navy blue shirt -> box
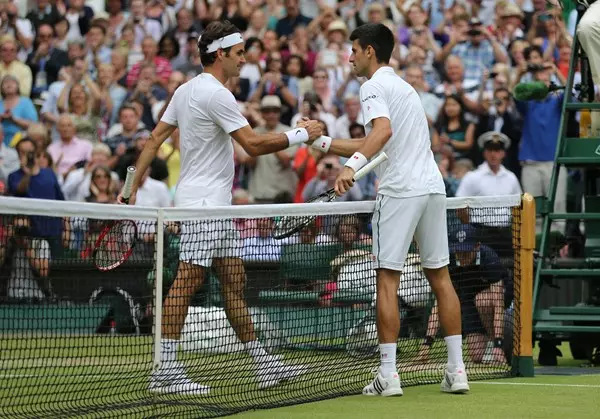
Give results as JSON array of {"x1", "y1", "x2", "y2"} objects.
[
  {"x1": 8, "y1": 168, "x2": 65, "y2": 238},
  {"x1": 515, "y1": 92, "x2": 563, "y2": 162}
]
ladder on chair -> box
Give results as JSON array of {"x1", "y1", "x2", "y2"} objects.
[{"x1": 532, "y1": 1, "x2": 600, "y2": 365}]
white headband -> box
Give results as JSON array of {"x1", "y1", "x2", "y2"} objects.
[{"x1": 202, "y1": 32, "x2": 244, "y2": 54}]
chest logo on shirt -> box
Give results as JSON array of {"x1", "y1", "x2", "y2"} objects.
[{"x1": 362, "y1": 95, "x2": 377, "y2": 102}]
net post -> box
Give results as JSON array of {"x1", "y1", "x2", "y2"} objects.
[
  {"x1": 153, "y1": 208, "x2": 165, "y2": 372},
  {"x1": 512, "y1": 193, "x2": 535, "y2": 377}
]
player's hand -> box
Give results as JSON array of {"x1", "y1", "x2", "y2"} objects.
[
  {"x1": 298, "y1": 119, "x2": 322, "y2": 142},
  {"x1": 334, "y1": 166, "x2": 355, "y2": 196},
  {"x1": 117, "y1": 191, "x2": 136, "y2": 205}
]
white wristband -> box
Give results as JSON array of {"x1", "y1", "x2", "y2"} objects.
[
  {"x1": 311, "y1": 136, "x2": 332, "y2": 153},
  {"x1": 345, "y1": 152, "x2": 368, "y2": 173},
  {"x1": 285, "y1": 128, "x2": 309, "y2": 146}
]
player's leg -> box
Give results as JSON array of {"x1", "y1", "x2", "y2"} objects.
[
  {"x1": 363, "y1": 195, "x2": 425, "y2": 397},
  {"x1": 415, "y1": 194, "x2": 469, "y2": 394},
  {"x1": 149, "y1": 221, "x2": 215, "y2": 395},
  {"x1": 213, "y1": 222, "x2": 309, "y2": 389}
]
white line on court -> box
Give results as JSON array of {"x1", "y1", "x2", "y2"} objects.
[{"x1": 473, "y1": 381, "x2": 600, "y2": 388}]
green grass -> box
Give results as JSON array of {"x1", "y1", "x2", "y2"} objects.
[
  {"x1": 233, "y1": 375, "x2": 600, "y2": 419},
  {"x1": 0, "y1": 333, "x2": 513, "y2": 418}
]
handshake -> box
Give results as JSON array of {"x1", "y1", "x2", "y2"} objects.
[{"x1": 295, "y1": 118, "x2": 324, "y2": 145}]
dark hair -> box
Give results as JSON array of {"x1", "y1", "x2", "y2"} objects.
[
  {"x1": 245, "y1": 37, "x2": 263, "y2": 52},
  {"x1": 17, "y1": 138, "x2": 37, "y2": 154},
  {"x1": 159, "y1": 33, "x2": 180, "y2": 58},
  {"x1": 285, "y1": 54, "x2": 306, "y2": 77},
  {"x1": 89, "y1": 22, "x2": 107, "y2": 36},
  {"x1": 524, "y1": 45, "x2": 543, "y2": 61},
  {"x1": 349, "y1": 23, "x2": 394, "y2": 64},
  {"x1": 119, "y1": 103, "x2": 138, "y2": 117},
  {"x1": 197, "y1": 20, "x2": 241, "y2": 67}
]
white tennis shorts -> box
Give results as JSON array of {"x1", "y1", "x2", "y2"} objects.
[
  {"x1": 371, "y1": 193, "x2": 449, "y2": 271},
  {"x1": 179, "y1": 220, "x2": 242, "y2": 267}
]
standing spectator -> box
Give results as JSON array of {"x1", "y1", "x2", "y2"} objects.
[
  {"x1": 403, "y1": 64, "x2": 444, "y2": 128},
  {"x1": 85, "y1": 23, "x2": 112, "y2": 79},
  {"x1": 8, "y1": 138, "x2": 65, "y2": 258},
  {"x1": 105, "y1": 104, "x2": 145, "y2": 166},
  {"x1": 175, "y1": 34, "x2": 204, "y2": 79},
  {"x1": 128, "y1": 0, "x2": 163, "y2": 46},
  {"x1": 166, "y1": 8, "x2": 202, "y2": 67},
  {"x1": 515, "y1": 63, "x2": 567, "y2": 233},
  {"x1": 126, "y1": 64, "x2": 168, "y2": 129},
  {"x1": 0, "y1": 75, "x2": 38, "y2": 146},
  {"x1": 97, "y1": 63, "x2": 128, "y2": 127},
  {"x1": 334, "y1": 95, "x2": 363, "y2": 139},
  {"x1": 0, "y1": 38, "x2": 33, "y2": 97},
  {"x1": 47, "y1": 114, "x2": 93, "y2": 178},
  {"x1": 63, "y1": 0, "x2": 95, "y2": 42}
]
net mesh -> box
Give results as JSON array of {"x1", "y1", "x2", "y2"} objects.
[{"x1": 0, "y1": 195, "x2": 524, "y2": 418}]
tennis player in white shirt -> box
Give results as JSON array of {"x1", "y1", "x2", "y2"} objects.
[
  {"x1": 307, "y1": 23, "x2": 470, "y2": 396},
  {"x1": 118, "y1": 20, "x2": 322, "y2": 396}
]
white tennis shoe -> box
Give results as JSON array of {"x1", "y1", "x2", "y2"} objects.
[
  {"x1": 363, "y1": 368, "x2": 403, "y2": 397},
  {"x1": 256, "y1": 355, "x2": 310, "y2": 389},
  {"x1": 149, "y1": 360, "x2": 210, "y2": 396},
  {"x1": 441, "y1": 368, "x2": 470, "y2": 394}
]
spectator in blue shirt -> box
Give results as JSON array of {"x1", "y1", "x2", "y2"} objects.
[
  {"x1": 514, "y1": 63, "x2": 567, "y2": 233},
  {"x1": 8, "y1": 137, "x2": 65, "y2": 258}
]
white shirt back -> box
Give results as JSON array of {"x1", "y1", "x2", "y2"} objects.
[
  {"x1": 161, "y1": 73, "x2": 249, "y2": 207},
  {"x1": 360, "y1": 67, "x2": 445, "y2": 198}
]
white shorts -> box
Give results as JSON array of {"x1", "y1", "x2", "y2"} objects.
[
  {"x1": 179, "y1": 220, "x2": 242, "y2": 267},
  {"x1": 371, "y1": 194, "x2": 449, "y2": 271}
]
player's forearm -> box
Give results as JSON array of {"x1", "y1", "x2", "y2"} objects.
[
  {"x1": 248, "y1": 132, "x2": 290, "y2": 156},
  {"x1": 328, "y1": 138, "x2": 365, "y2": 158},
  {"x1": 132, "y1": 141, "x2": 160, "y2": 192},
  {"x1": 356, "y1": 125, "x2": 392, "y2": 159}
]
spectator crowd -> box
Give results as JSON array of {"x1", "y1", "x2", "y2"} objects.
[{"x1": 0, "y1": 0, "x2": 588, "y2": 297}]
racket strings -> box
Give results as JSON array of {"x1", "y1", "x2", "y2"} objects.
[{"x1": 95, "y1": 222, "x2": 136, "y2": 269}]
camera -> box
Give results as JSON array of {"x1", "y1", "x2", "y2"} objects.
[
  {"x1": 324, "y1": 163, "x2": 333, "y2": 170},
  {"x1": 538, "y1": 14, "x2": 551, "y2": 22},
  {"x1": 26, "y1": 151, "x2": 35, "y2": 168},
  {"x1": 467, "y1": 29, "x2": 481, "y2": 37},
  {"x1": 14, "y1": 225, "x2": 30, "y2": 236},
  {"x1": 489, "y1": 72, "x2": 498, "y2": 79},
  {"x1": 527, "y1": 63, "x2": 545, "y2": 73}
]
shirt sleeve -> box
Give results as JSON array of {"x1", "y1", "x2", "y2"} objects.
[
  {"x1": 359, "y1": 82, "x2": 390, "y2": 127},
  {"x1": 160, "y1": 90, "x2": 178, "y2": 127},
  {"x1": 208, "y1": 89, "x2": 250, "y2": 134}
]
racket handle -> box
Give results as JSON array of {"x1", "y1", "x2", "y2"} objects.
[
  {"x1": 353, "y1": 152, "x2": 388, "y2": 181},
  {"x1": 122, "y1": 166, "x2": 137, "y2": 204}
]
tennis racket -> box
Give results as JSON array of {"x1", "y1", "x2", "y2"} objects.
[
  {"x1": 93, "y1": 166, "x2": 138, "y2": 271},
  {"x1": 273, "y1": 152, "x2": 388, "y2": 240}
]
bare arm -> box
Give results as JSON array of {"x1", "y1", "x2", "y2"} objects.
[
  {"x1": 230, "y1": 123, "x2": 321, "y2": 157},
  {"x1": 326, "y1": 117, "x2": 392, "y2": 158},
  {"x1": 126, "y1": 122, "x2": 177, "y2": 200}
]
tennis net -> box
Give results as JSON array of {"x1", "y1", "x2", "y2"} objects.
[{"x1": 0, "y1": 194, "x2": 534, "y2": 418}]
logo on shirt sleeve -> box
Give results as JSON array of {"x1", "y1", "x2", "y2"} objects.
[{"x1": 361, "y1": 95, "x2": 377, "y2": 102}]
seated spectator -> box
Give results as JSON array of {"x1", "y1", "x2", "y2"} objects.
[
  {"x1": 0, "y1": 75, "x2": 38, "y2": 146},
  {"x1": 26, "y1": 23, "x2": 70, "y2": 98},
  {"x1": 0, "y1": 38, "x2": 32, "y2": 97},
  {"x1": 125, "y1": 63, "x2": 168, "y2": 129},
  {"x1": 8, "y1": 138, "x2": 65, "y2": 258},
  {"x1": 302, "y1": 154, "x2": 363, "y2": 203},
  {"x1": 4, "y1": 216, "x2": 54, "y2": 302},
  {"x1": 152, "y1": 71, "x2": 185, "y2": 125},
  {"x1": 242, "y1": 217, "x2": 282, "y2": 262},
  {"x1": 105, "y1": 104, "x2": 146, "y2": 167},
  {"x1": 126, "y1": 36, "x2": 172, "y2": 90},
  {"x1": 62, "y1": 143, "x2": 119, "y2": 202},
  {"x1": 134, "y1": 167, "x2": 172, "y2": 207},
  {"x1": 292, "y1": 141, "x2": 325, "y2": 203},
  {"x1": 114, "y1": 129, "x2": 168, "y2": 183},
  {"x1": 232, "y1": 188, "x2": 258, "y2": 239},
  {"x1": 47, "y1": 114, "x2": 93, "y2": 178},
  {"x1": 431, "y1": 94, "x2": 475, "y2": 159},
  {"x1": 157, "y1": 129, "x2": 180, "y2": 195},
  {"x1": 86, "y1": 166, "x2": 118, "y2": 204},
  {"x1": 97, "y1": 63, "x2": 128, "y2": 127},
  {"x1": 0, "y1": 125, "x2": 18, "y2": 184}
]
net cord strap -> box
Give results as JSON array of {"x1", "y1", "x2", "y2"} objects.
[
  {"x1": 0, "y1": 195, "x2": 523, "y2": 221},
  {"x1": 153, "y1": 208, "x2": 165, "y2": 370}
]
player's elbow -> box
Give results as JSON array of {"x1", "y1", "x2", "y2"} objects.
[
  {"x1": 378, "y1": 126, "x2": 392, "y2": 145},
  {"x1": 244, "y1": 140, "x2": 261, "y2": 157}
]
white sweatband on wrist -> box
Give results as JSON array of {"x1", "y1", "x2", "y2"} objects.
[
  {"x1": 285, "y1": 128, "x2": 309, "y2": 146},
  {"x1": 311, "y1": 136, "x2": 332, "y2": 152},
  {"x1": 345, "y1": 152, "x2": 368, "y2": 173}
]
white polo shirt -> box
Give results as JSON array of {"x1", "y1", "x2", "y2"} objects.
[
  {"x1": 360, "y1": 67, "x2": 445, "y2": 198},
  {"x1": 161, "y1": 73, "x2": 249, "y2": 207},
  {"x1": 455, "y1": 162, "x2": 522, "y2": 227}
]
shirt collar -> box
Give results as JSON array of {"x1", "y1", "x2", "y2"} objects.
[
  {"x1": 480, "y1": 161, "x2": 506, "y2": 175},
  {"x1": 372, "y1": 66, "x2": 395, "y2": 78}
]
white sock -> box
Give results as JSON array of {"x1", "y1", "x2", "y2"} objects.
[
  {"x1": 160, "y1": 338, "x2": 178, "y2": 363},
  {"x1": 444, "y1": 335, "x2": 465, "y2": 373},
  {"x1": 244, "y1": 340, "x2": 269, "y2": 364},
  {"x1": 379, "y1": 343, "x2": 397, "y2": 378}
]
